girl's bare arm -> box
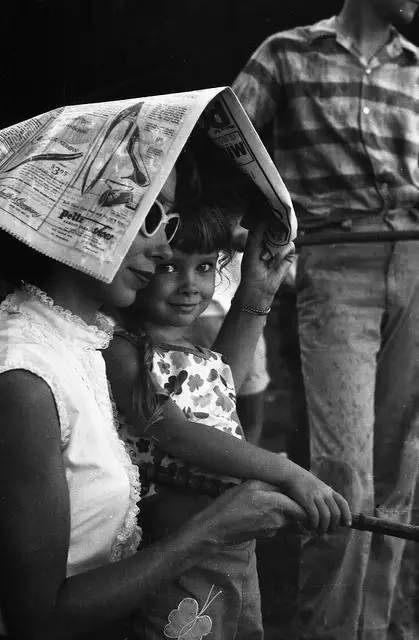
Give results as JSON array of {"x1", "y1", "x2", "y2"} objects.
[
  {"x1": 105, "y1": 336, "x2": 351, "y2": 533},
  {"x1": 214, "y1": 224, "x2": 295, "y2": 389}
]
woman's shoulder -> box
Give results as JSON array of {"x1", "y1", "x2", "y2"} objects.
[
  {"x1": 0, "y1": 308, "x2": 84, "y2": 449},
  {"x1": 0, "y1": 340, "x2": 73, "y2": 447}
]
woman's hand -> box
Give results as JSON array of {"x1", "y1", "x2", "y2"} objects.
[
  {"x1": 279, "y1": 462, "x2": 352, "y2": 533},
  {"x1": 193, "y1": 479, "x2": 308, "y2": 545},
  {"x1": 236, "y1": 222, "x2": 295, "y2": 309}
]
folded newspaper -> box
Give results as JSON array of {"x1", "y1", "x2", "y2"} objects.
[{"x1": 0, "y1": 87, "x2": 297, "y2": 283}]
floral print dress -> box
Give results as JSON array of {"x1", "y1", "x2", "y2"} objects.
[
  {"x1": 119, "y1": 340, "x2": 244, "y2": 493},
  {"x1": 117, "y1": 337, "x2": 264, "y2": 640}
]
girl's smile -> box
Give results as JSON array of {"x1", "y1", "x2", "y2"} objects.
[
  {"x1": 134, "y1": 249, "x2": 219, "y2": 341},
  {"x1": 169, "y1": 302, "x2": 200, "y2": 313}
]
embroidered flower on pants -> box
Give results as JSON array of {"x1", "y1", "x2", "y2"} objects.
[{"x1": 164, "y1": 585, "x2": 221, "y2": 639}]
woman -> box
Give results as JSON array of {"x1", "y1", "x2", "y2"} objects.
[{"x1": 0, "y1": 111, "x2": 305, "y2": 640}]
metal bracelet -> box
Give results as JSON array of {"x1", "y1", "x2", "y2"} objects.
[{"x1": 238, "y1": 303, "x2": 271, "y2": 316}]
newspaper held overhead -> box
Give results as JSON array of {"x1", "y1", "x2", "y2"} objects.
[{"x1": 0, "y1": 87, "x2": 297, "y2": 283}]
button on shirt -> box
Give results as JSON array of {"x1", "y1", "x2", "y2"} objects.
[{"x1": 232, "y1": 16, "x2": 419, "y2": 220}]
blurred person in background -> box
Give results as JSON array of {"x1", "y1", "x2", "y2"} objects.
[{"x1": 232, "y1": 0, "x2": 419, "y2": 638}]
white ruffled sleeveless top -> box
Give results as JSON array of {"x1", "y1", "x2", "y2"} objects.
[{"x1": 0, "y1": 285, "x2": 141, "y2": 633}]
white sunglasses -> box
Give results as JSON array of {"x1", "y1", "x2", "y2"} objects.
[{"x1": 141, "y1": 200, "x2": 180, "y2": 243}]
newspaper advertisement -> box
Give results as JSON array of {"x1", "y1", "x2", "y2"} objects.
[{"x1": 0, "y1": 87, "x2": 297, "y2": 283}]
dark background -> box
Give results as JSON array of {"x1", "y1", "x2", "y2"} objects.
[{"x1": 2, "y1": 0, "x2": 418, "y2": 129}]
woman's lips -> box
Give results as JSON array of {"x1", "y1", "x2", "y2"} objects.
[{"x1": 129, "y1": 268, "x2": 153, "y2": 285}]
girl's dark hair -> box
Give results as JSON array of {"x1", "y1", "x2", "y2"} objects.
[
  {"x1": 119, "y1": 203, "x2": 235, "y2": 427},
  {"x1": 119, "y1": 123, "x2": 259, "y2": 427},
  {"x1": 174, "y1": 124, "x2": 255, "y2": 219},
  {"x1": 113, "y1": 325, "x2": 168, "y2": 428},
  {"x1": 170, "y1": 206, "x2": 233, "y2": 267}
]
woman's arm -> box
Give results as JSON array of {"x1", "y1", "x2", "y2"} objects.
[{"x1": 0, "y1": 370, "x2": 305, "y2": 639}]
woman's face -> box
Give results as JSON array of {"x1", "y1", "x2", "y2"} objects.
[{"x1": 99, "y1": 169, "x2": 176, "y2": 308}]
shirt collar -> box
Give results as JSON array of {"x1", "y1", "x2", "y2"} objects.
[{"x1": 306, "y1": 15, "x2": 419, "y2": 62}]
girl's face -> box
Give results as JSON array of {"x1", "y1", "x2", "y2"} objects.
[
  {"x1": 137, "y1": 249, "x2": 218, "y2": 329},
  {"x1": 99, "y1": 169, "x2": 176, "y2": 308}
]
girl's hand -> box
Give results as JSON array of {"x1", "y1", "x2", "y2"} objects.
[
  {"x1": 280, "y1": 463, "x2": 352, "y2": 533},
  {"x1": 237, "y1": 222, "x2": 295, "y2": 309}
]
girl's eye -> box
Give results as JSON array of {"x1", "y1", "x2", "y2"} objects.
[
  {"x1": 156, "y1": 263, "x2": 177, "y2": 274},
  {"x1": 197, "y1": 262, "x2": 216, "y2": 273}
]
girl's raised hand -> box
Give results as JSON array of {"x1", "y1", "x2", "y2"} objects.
[{"x1": 237, "y1": 222, "x2": 295, "y2": 309}]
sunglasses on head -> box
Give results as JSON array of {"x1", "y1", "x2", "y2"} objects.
[{"x1": 141, "y1": 200, "x2": 180, "y2": 243}]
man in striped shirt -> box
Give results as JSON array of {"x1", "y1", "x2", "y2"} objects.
[{"x1": 233, "y1": 1, "x2": 419, "y2": 639}]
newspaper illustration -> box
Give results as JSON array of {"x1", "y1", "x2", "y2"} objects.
[{"x1": 0, "y1": 87, "x2": 297, "y2": 283}]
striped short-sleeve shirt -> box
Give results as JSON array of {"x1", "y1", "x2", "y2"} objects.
[{"x1": 232, "y1": 17, "x2": 419, "y2": 222}]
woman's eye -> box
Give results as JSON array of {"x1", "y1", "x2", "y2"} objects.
[{"x1": 156, "y1": 263, "x2": 176, "y2": 274}]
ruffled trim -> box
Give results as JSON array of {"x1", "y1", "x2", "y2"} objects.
[
  {"x1": 3, "y1": 284, "x2": 113, "y2": 349},
  {"x1": 107, "y1": 384, "x2": 142, "y2": 560},
  {"x1": 0, "y1": 290, "x2": 21, "y2": 313},
  {"x1": 0, "y1": 361, "x2": 71, "y2": 448},
  {"x1": 76, "y1": 344, "x2": 142, "y2": 560},
  {"x1": 24, "y1": 283, "x2": 113, "y2": 345},
  {"x1": 1, "y1": 286, "x2": 141, "y2": 557}
]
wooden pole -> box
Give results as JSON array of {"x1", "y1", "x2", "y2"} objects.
[
  {"x1": 140, "y1": 463, "x2": 419, "y2": 541},
  {"x1": 294, "y1": 230, "x2": 419, "y2": 247}
]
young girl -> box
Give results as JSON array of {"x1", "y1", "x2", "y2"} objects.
[
  {"x1": 0, "y1": 110, "x2": 311, "y2": 640},
  {"x1": 107, "y1": 206, "x2": 352, "y2": 639}
]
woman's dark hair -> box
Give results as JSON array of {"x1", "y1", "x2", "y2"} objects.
[
  {"x1": 0, "y1": 231, "x2": 55, "y2": 302},
  {"x1": 113, "y1": 325, "x2": 168, "y2": 428}
]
